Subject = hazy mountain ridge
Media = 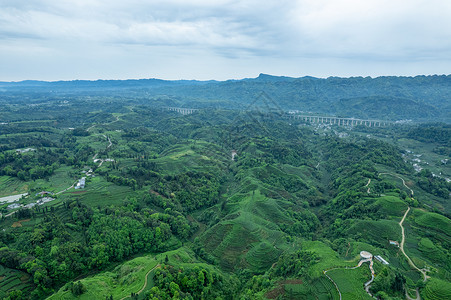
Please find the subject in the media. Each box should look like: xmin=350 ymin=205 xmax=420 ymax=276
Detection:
xmin=335 ymin=96 xmax=439 ymax=120
xmin=1 ymin=74 xmax=450 ymax=122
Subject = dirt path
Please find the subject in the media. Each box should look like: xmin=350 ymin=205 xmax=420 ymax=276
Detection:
xmin=93 ymin=135 xmax=113 ymax=168
xmin=399 ymin=207 xmax=429 ymax=283
xmin=56 ymin=180 xmax=78 ymax=195
xmin=405 ymin=288 xmax=420 ymax=300
xmin=87 ymin=124 xmax=96 ymax=131
xmin=5 ymin=180 xmax=76 ymax=218
xmin=365 ymin=178 xmax=371 ymax=193
xmin=379 ymin=173 xmax=414 ymax=196
xmin=323 ymin=269 xmax=342 ymax=300
xmin=101 ymin=134 xmax=113 ymax=149
xmin=323 ymin=257 xmax=376 ymax=300
xmin=119 ymin=263 xmax=160 ymax=300
xmin=345 ymin=242 xmax=351 ymax=257
xmin=87 ymin=114 xmax=120 ymax=132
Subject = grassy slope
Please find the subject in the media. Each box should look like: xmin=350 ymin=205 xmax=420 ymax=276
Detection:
xmin=327 ymin=267 xmax=373 ymax=300
xmin=59 ymin=176 xmax=134 ymax=208
xmin=47 ymin=247 xmax=226 ymax=300
xmin=0 ymin=176 xmax=29 ymax=197
xmin=199 ymin=190 xmax=289 ymax=272
xmin=373 ymin=195 xmax=408 ymax=217
xmin=47 ymin=255 xmax=158 ymax=300
xmin=412 ymin=209 xmax=451 ymax=236
xmin=421 ymin=278 xmax=451 ymax=300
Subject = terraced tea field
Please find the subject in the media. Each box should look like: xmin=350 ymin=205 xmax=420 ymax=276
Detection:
xmin=0 ymin=265 xmax=34 ymax=299
xmin=421 ymin=278 xmax=451 ymax=300
xmin=327 ymin=267 xmax=373 ymax=300
xmin=48 ymin=256 xmax=159 ymax=300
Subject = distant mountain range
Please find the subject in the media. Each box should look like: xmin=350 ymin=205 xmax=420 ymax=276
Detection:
xmin=1 ymin=74 xmax=450 ymax=122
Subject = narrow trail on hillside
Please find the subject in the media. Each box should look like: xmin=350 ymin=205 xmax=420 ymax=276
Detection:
xmin=102 ymin=134 xmax=113 ymax=149
xmin=56 ymin=180 xmax=78 ymax=195
xmin=323 ymin=257 xmax=376 ymax=300
xmin=119 ymin=263 xmax=160 ymax=300
xmin=376 ymin=173 xmax=427 ymax=299
xmin=323 ymin=269 xmax=342 ymax=300
xmin=399 ymin=207 xmax=429 ymax=283
xmin=59 ymin=129 xmax=115 ymax=197
xmin=87 ymin=113 xmax=121 ymax=132
xmin=5 ymin=179 xmax=78 ymax=218
xmin=405 ymin=287 xmax=421 ymax=300
xmin=379 ymin=173 xmax=414 ymax=196
xmin=93 ymin=135 xmax=114 ymax=168
xmin=365 ymin=178 xmax=371 ymax=193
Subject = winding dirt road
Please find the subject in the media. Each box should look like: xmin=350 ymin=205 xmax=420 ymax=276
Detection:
xmin=119 ymin=263 xmax=160 ymax=300
xmin=323 ymin=257 xmax=376 ymax=300
xmin=56 ymin=180 xmax=78 ymax=195
xmin=323 ymin=269 xmax=342 ymax=300
xmin=399 ymin=207 xmax=429 ymax=283
xmin=365 ymin=178 xmax=371 ymax=193
xmin=379 ymin=173 xmax=414 ymax=196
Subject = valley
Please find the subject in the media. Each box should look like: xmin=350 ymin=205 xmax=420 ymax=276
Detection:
xmin=0 ymin=81 xmax=450 ymax=300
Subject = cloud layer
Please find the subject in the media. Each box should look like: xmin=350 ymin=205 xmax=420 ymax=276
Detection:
xmin=1 ymin=0 xmax=450 ymax=80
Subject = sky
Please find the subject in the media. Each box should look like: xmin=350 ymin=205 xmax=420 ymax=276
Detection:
xmin=1 ymin=0 xmax=450 ymax=81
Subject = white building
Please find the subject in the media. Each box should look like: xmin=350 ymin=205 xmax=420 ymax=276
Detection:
xmin=375 ymin=255 xmax=389 ymax=265
xmin=360 ymin=251 xmax=373 ymax=260
xmin=75 ymin=177 xmax=86 ymax=189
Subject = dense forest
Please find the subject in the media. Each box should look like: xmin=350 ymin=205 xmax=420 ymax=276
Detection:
xmin=0 ymin=84 xmax=451 ymax=300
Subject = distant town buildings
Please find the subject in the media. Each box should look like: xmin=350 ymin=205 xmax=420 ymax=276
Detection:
xmin=38 ymin=197 xmax=55 ymax=205
xmin=15 ymin=148 xmax=36 ymax=154
xmin=25 ymin=203 xmax=37 ymax=209
xmin=7 ymin=196 xmax=55 ymax=210
xmin=35 ymin=191 xmax=53 ymax=196
xmin=7 ymin=203 xmax=21 ymax=210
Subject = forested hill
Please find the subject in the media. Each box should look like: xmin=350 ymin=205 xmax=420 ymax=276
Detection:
xmin=1 ymin=100 xmax=451 ymax=299
xmin=1 ymin=74 xmax=451 ymax=122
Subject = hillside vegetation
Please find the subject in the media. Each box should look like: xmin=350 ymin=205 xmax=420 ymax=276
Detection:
xmin=0 ymin=91 xmax=450 ymax=300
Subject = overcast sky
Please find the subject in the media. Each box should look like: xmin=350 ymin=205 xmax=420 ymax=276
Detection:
xmin=1 ymin=0 xmax=450 ymax=81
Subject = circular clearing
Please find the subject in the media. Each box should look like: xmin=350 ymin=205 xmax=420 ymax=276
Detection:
xmin=360 ymin=251 xmax=372 ymax=259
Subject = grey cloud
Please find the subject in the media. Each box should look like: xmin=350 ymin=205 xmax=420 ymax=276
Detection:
xmin=0 ymin=0 xmax=450 ymax=80
xmin=0 ymin=0 xmax=294 ymax=54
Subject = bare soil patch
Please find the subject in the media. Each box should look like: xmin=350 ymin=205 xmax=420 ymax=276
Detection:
xmin=265 ymin=285 xmax=284 ymax=299
xmin=11 ymin=218 xmax=31 ymax=228
xmin=279 ymin=279 xmax=303 ymax=284
xmin=150 ymin=190 xmax=166 ymax=198
xmin=70 ymin=191 xmax=87 ymax=194
xmin=265 ymin=279 xmax=303 ymax=299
